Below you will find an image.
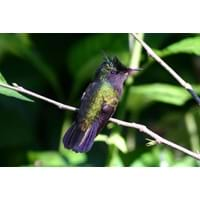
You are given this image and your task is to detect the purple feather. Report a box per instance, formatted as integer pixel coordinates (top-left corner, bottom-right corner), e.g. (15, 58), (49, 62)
(63, 120), (98, 153)
(63, 104), (115, 153)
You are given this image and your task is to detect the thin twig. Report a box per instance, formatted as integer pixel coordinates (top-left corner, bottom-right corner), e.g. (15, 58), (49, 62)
(0, 82), (77, 111)
(0, 82), (200, 160)
(131, 33), (200, 105)
(109, 118), (200, 160)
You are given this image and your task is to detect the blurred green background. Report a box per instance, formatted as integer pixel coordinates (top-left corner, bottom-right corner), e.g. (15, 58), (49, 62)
(0, 33), (200, 167)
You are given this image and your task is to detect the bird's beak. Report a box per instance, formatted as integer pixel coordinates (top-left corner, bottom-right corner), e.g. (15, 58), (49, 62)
(125, 67), (142, 75)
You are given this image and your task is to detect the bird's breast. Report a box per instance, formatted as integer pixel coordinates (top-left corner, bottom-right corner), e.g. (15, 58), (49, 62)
(84, 83), (118, 120)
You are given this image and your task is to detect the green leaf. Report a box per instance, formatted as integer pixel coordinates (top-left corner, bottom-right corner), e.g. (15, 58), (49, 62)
(28, 151), (67, 166)
(0, 33), (31, 59)
(159, 148), (175, 167)
(95, 134), (109, 143)
(107, 146), (124, 166)
(96, 133), (128, 153)
(61, 150), (87, 166)
(159, 36), (200, 57)
(0, 34), (62, 97)
(0, 72), (7, 83)
(131, 147), (160, 166)
(127, 83), (192, 111)
(0, 72), (33, 102)
(0, 87), (33, 102)
(109, 133), (128, 153)
(172, 156), (196, 167)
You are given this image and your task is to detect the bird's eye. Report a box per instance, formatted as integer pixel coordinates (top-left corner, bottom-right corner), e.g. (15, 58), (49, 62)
(111, 70), (116, 74)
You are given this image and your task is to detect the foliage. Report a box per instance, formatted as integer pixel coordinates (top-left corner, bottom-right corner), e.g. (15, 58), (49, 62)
(0, 72), (32, 102)
(0, 33), (200, 166)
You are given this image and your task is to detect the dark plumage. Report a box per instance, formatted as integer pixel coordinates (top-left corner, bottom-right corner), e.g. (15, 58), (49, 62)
(63, 56), (139, 153)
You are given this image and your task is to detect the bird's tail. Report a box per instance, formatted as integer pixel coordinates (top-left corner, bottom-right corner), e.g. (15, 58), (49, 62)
(63, 121), (98, 153)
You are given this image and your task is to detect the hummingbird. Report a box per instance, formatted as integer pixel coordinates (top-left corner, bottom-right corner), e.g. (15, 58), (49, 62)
(63, 56), (140, 153)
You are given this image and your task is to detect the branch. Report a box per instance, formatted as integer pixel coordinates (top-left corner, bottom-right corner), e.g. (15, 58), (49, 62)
(0, 82), (77, 112)
(0, 82), (200, 161)
(131, 33), (200, 106)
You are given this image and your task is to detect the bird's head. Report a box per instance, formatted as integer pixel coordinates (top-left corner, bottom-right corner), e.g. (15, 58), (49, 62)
(95, 56), (140, 81)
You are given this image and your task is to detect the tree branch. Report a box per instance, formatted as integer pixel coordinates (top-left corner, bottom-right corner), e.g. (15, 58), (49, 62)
(131, 33), (200, 106)
(0, 82), (200, 161)
(1, 82), (77, 111)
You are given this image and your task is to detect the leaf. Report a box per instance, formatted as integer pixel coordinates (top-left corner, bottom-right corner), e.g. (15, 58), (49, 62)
(0, 33), (31, 59)
(159, 36), (200, 57)
(95, 134), (109, 143)
(131, 147), (160, 166)
(108, 153), (124, 166)
(0, 87), (33, 102)
(0, 72), (33, 102)
(109, 133), (128, 153)
(0, 34), (62, 96)
(127, 83), (193, 111)
(107, 146), (124, 166)
(159, 148), (175, 167)
(172, 156), (196, 167)
(28, 151), (67, 166)
(0, 72), (7, 82)
(96, 133), (128, 153)
(61, 150), (87, 166)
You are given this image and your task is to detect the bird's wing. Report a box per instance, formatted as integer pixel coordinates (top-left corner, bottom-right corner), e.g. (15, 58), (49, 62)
(78, 81), (101, 121)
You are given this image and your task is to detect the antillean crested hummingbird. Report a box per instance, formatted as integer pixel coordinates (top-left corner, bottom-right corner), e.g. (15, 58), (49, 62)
(63, 56), (139, 153)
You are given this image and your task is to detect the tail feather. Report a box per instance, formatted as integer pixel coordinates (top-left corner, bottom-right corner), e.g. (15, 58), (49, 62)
(63, 121), (98, 153)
